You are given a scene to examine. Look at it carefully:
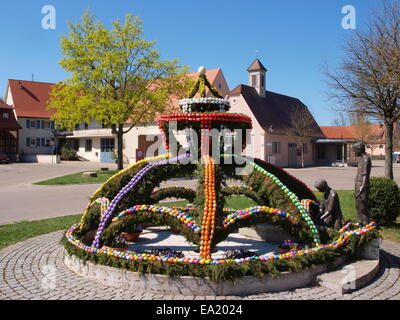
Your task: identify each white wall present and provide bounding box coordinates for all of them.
[75,137,102,162]
[18,118,55,155]
[228,95,266,161]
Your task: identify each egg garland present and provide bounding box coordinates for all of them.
[80,153,172,230]
[92,152,192,248]
[223,154,321,245]
[111,205,201,233]
[222,205,299,228]
[157,113,252,152]
[65,221,378,265]
[199,155,217,260]
[179,97,230,113]
[226,185,253,191]
[151,186,194,195]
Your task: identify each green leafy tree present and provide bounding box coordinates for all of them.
[48,11,191,169]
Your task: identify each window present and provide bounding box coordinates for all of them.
[251,74,257,87]
[44,121,51,129]
[45,138,50,147]
[272,142,281,154]
[101,138,115,152]
[75,124,80,130]
[261,74,265,88]
[29,137,36,147]
[379,144,384,149]
[2,112,9,119]
[84,123,89,130]
[30,120,36,129]
[85,139,92,152]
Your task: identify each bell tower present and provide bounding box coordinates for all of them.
[247,59,267,97]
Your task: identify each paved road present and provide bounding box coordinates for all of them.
[0,160,399,225]
[285,160,400,191]
[0,162,115,225]
[0,231,398,300]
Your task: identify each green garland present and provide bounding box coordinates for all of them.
[150,187,196,204]
[62,228,379,282]
[188,75,224,99]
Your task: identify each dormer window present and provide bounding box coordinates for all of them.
[2,112,9,119]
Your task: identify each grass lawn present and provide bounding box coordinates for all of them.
[34,170,118,185]
[0,193,399,250]
[0,214,81,250]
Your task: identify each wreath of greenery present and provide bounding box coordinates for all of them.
[62,228,378,282]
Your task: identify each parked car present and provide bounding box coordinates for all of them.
[0,153,10,164]
[394,154,400,163]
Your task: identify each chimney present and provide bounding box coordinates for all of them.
[247,59,267,97]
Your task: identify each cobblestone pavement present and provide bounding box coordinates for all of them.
[0,231,399,300]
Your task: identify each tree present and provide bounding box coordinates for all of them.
[332,112,350,126]
[350,113,372,143]
[394,121,400,151]
[287,106,317,168]
[322,0,400,179]
[48,11,191,170]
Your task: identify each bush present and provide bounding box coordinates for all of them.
[369,177,400,226]
[60,145,77,160]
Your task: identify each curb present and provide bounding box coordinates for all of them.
[63,249,347,296]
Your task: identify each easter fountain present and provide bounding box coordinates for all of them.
[63,67,378,295]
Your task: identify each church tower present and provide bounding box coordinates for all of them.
[247,59,267,97]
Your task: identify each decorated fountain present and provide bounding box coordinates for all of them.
[63,67,378,295]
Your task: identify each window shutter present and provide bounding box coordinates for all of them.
[41,138,45,147]
[51,121,55,129]
[41,120,45,129]
[26,120,30,128]
[26,137,30,147]
[36,138,41,147]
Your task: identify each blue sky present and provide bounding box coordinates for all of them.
[0,0,382,125]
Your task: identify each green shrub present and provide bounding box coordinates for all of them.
[60,145,77,160]
[369,177,400,226]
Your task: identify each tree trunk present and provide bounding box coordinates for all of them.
[385,121,394,180]
[117,124,124,171]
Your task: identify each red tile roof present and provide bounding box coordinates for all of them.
[8,68,226,121]
[320,126,355,139]
[7,79,56,119]
[0,99,12,109]
[0,99,22,130]
[320,124,386,143]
